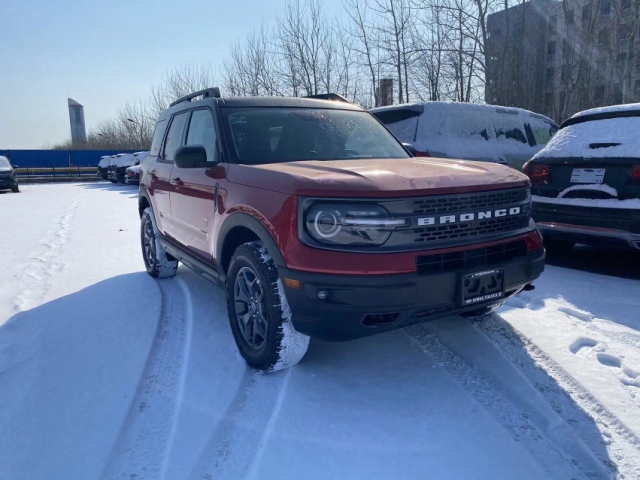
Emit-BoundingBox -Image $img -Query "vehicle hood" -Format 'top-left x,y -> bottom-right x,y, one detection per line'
228,158 -> 529,197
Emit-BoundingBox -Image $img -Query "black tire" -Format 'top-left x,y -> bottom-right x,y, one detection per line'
11,184 -> 19,193
544,238 -> 575,254
226,241 -> 310,372
140,207 -> 178,278
109,179 -> 118,184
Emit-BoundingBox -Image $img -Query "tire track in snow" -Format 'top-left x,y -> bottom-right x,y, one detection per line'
186,368 -> 293,480
406,317 -> 612,480
477,314 -> 640,478
101,277 -> 192,480
11,192 -> 83,313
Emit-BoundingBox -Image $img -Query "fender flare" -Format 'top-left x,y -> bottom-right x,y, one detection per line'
217,212 -> 286,268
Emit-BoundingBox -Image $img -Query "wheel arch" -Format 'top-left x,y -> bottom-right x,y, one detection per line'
138,190 -> 151,217
218,213 -> 286,274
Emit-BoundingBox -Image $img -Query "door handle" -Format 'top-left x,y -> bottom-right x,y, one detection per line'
170,177 -> 184,187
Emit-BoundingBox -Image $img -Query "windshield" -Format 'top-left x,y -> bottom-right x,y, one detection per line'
0,156 -> 11,169
223,108 -> 410,164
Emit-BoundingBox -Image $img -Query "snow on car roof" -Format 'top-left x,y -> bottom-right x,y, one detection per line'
534,115 -> 640,159
569,102 -> 640,119
370,101 -> 554,121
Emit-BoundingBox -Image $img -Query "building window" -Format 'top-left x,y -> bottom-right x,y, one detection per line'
613,84 -> 622,103
582,5 -> 591,25
599,30 -> 609,46
549,14 -> 558,29
565,9 -> 574,24
546,67 -> 555,84
548,41 -> 556,59
619,25 -> 631,42
601,1 -> 611,14
594,85 -> 605,104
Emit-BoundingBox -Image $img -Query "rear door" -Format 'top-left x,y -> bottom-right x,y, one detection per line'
149,111 -> 189,238
169,108 -> 221,261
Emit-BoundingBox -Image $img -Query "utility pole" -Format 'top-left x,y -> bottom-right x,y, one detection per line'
127,118 -> 144,150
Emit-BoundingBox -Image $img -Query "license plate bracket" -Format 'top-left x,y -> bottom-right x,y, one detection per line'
570,168 -> 605,184
461,269 -> 504,306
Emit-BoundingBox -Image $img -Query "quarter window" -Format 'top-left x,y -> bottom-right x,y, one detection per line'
149,119 -> 167,157
162,113 -> 189,162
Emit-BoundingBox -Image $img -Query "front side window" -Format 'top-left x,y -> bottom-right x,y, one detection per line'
186,109 -> 217,163
223,108 -> 410,164
162,112 -> 189,162
0,156 -> 11,169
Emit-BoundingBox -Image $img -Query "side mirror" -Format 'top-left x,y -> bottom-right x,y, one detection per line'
402,143 -> 417,157
174,145 -> 212,168
12,165 -> 19,169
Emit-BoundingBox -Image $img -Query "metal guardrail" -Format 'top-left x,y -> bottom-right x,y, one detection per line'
15,167 -> 99,178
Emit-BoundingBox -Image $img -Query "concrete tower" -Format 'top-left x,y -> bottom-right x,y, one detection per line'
68,98 -> 87,147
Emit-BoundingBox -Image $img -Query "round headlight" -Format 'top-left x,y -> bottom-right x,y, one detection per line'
313,210 -> 341,238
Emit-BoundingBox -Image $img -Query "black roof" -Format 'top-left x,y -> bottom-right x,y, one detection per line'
561,109 -> 640,128
217,96 -> 363,110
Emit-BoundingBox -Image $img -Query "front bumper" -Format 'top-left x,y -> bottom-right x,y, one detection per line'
0,176 -> 17,189
533,202 -> 640,249
280,249 -> 545,341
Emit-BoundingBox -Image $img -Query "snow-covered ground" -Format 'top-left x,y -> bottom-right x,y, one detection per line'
0,183 -> 638,479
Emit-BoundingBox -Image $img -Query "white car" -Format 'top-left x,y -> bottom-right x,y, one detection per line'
371,102 -> 558,171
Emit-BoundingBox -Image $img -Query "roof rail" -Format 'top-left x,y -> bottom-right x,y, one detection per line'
304,93 -> 350,103
169,87 -> 221,107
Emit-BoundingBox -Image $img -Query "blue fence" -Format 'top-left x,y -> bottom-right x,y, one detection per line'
0,149 -> 139,168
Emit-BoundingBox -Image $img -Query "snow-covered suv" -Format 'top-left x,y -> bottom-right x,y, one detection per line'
139,88 -> 545,371
525,103 -> 640,252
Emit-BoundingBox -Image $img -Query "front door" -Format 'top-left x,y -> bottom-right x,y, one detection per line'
170,108 -> 221,261
151,111 -> 189,238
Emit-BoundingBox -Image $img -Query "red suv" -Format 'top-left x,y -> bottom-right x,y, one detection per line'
139,88 -> 545,371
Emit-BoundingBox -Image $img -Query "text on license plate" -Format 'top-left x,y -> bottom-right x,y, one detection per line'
570,168 -> 605,184
462,269 -> 504,306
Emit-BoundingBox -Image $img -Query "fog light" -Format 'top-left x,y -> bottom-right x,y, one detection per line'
317,290 -> 329,300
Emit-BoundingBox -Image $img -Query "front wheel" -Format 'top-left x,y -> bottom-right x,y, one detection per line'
140,207 -> 178,278
226,241 -> 310,372
11,184 -> 19,193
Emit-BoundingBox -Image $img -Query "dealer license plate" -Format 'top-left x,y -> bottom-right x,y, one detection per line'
461,269 -> 504,306
570,168 -> 605,184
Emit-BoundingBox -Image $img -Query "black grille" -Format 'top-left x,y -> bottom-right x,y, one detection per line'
412,216 -> 527,244
411,189 -> 527,215
416,239 -> 528,275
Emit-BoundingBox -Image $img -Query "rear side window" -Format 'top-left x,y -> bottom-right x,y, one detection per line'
162,113 -> 189,162
149,119 -> 167,157
371,109 -> 420,143
186,109 -> 217,163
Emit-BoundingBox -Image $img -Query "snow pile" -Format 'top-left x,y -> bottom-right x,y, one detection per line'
534,116 -> 640,159
533,194 -> 640,209
112,153 -> 135,168
558,183 -> 618,198
97,156 -> 111,168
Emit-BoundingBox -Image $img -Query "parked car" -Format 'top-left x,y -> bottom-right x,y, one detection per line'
107,153 -> 135,183
525,103 -> 640,252
97,155 -> 111,180
139,88 -> 545,372
108,151 -> 149,183
0,156 -> 19,193
124,164 -> 141,184
370,102 -> 558,171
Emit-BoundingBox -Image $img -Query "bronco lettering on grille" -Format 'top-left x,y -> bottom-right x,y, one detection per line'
417,207 -> 522,226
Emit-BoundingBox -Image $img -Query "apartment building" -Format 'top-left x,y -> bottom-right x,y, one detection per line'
486,0 -> 640,122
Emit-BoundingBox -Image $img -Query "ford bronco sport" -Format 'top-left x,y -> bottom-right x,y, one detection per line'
138,88 -> 545,371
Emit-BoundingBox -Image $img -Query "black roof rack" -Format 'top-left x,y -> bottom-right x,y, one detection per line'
304,93 -> 350,103
169,87 -> 221,107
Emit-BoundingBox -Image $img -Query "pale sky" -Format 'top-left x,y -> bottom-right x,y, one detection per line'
0,0 -> 344,149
